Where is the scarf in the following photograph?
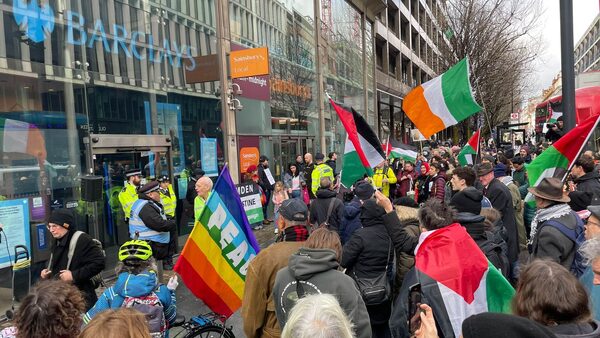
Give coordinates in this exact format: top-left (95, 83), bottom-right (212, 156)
top-left (528, 203), bottom-right (572, 245)
top-left (277, 224), bottom-right (309, 243)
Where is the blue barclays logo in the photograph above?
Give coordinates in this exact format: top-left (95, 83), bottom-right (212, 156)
top-left (13, 0), bottom-right (55, 43)
top-left (13, 2), bottom-right (196, 71)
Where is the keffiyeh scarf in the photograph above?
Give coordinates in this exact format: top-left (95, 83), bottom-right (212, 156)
top-left (528, 203), bottom-right (572, 245)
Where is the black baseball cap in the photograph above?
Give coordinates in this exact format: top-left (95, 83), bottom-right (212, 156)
top-left (279, 199), bottom-right (308, 222)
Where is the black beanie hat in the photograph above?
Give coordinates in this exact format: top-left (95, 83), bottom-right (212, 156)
top-left (394, 196), bottom-right (419, 208)
top-left (462, 313), bottom-right (556, 338)
top-left (568, 191), bottom-right (593, 212)
top-left (353, 180), bottom-right (375, 201)
top-left (48, 209), bottom-right (74, 228)
top-left (450, 187), bottom-right (483, 215)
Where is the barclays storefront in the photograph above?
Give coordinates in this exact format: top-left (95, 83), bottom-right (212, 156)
top-left (0, 0), bottom-right (223, 310)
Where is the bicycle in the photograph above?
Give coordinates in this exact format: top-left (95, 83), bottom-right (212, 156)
top-left (169, 312), bottom-right (235, 338)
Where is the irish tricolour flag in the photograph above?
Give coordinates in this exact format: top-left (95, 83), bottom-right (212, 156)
top-left (1, 118), bottom-right (47, 165)
top-left (525, 113), bottom-right (600, 206)
top-left (329, 99), bottom-right (386, 188)
top-left (403, 58), bottom-right (482, 139)
top-left (415, 224), bottom-right (514, 337)
top-left (457, 129), bottom-right (480, 166)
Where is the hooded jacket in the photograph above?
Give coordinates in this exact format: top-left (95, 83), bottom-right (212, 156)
top-left (429, 172), bottom-right (447, 202)
top-left (393, 205), bottom-right (420, 295)
top-left (273, 248), bottom-right (372, 338)
top-left (309, 189), bottom-right (344, 232)
top-left (549, 321), bottom-right (600, 338)
top-left (484, 178), bottom-right (519, 262)
top-left (341, 198), bottom-right (363, 244)
top-left (499, 176), bottom-right (527, 252)
top-left (84, 270), bottom-right (176, 325)
top-left (575, 171), bottom-right (600, 205)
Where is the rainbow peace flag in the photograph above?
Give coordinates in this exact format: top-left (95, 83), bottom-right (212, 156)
top-left (174, 165), bottom-right (260, 317)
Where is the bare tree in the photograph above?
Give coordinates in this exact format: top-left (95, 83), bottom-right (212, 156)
top-left (439, 0), bottom-right (543, 140)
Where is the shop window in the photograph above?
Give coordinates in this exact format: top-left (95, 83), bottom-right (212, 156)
top-left (4, 12), bottom-right (21, 60)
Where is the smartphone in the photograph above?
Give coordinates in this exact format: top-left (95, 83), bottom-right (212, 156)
top-left (408, 283), bottom-right (422, 335)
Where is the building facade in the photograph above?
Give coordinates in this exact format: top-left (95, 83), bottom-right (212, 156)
top-left (373, 0), bottom-right (448, 143)
top-left (575, 13), bottom-right (600, 74)
top-left (0, 0), bottom-right (386, 307)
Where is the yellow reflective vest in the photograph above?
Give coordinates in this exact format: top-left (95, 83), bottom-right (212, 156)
top-left (194, 194), bottom-right (209, 221)
top-left (159, 185), bottom-right (176, 218)
top-left (372, 167), bottom-right (397, 197)
top-left (118, 183), bottom-right (138, 219)
top-left (311, 163), bottom-right (334, 195)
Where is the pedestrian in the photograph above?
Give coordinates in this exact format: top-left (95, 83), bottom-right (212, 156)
top-left (241, 198), bottom-right (310, 338)
top-left (517, 146), bottom-right (532, 164)
top-left (258, 155), bottom-right (275, 223)
top-left (477, 162), bottom-right (519, 279)
top-left (272, 181), bottom-right (289, 234)
top-left (494, 161), bottom-right (527, 253)
top-left (273, 228), bottom-right (372, 338)
top-left (342, 197), bottom-right (394, 338)
top-left (326, 152), bottom-right (338, 176)
top-left (372, 161), bottom-right (397, 199)
top-left (304, 153), bottom-right (315, 199)
top-left (586, 205), bottom-right (600, 240)
top-left (0, 280), bottom-right (86, 338)
top-left (415, 162), bottom-right (431, 204)
top-left (571, 155), bottom-right (600, 205)
top-left (281, 294), bottom-right (355, 338)
top-left (511, 156), bottom-right (528, 187)
top-left (118, 169), bottom-right (142, 222)
top-left (461, 312), bottom-right (557, 338)
top-left (245, 165), bottom-right (264, 230)
top-left (545, 116), bottom-right (565, 144)
top-left (128, 181), bottom-right (177, 260)
top-left (157, 175), bottom-right (177, 270)
top-left (194, 176), bottom-right (213, 222)
top-left (427, 162), bottom-right (446, 202)
top-left (392, 197), bottom-right (420, 299)
top-left (311, 153), bottom-right (334, 197)
top-left (579, 236), bottom-right (600, 322)
top-left (83, 240), bottom-right (178, 337)
top-left (80, 308), bottom-right (151, 338)
top-left (395, 162), bottom-right (417, 198)
top-left (528, 177), bottom-right (583, 272)
top-left (513, 259), bottom-right (600, 337)
top-left (340, 179), bottom-right (372, 244)
top-left (309, 177), bottom-right (344, 233)
top-left (283, 163), bottom-right (305, 200)
top-left (295, 154), bottom-right (306, 174)
top-left (41, 209), bottom-right (105, 310)
top-left (568, 191), bottom-right (593, 223)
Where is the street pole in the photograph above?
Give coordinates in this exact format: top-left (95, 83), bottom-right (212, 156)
top-left (216, 0), bottom-right (240, 181)
top-left (560, 0), bottom-right (576, 132)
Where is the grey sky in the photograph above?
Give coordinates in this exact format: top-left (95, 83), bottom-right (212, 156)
top-left (530, 0), bottom-right (599, 98)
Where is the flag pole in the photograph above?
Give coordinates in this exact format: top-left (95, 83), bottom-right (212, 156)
top-left (474, 129), bottom-right (481, 165)
top-left (473, 80), bottom-right (495, 145)
top-left (561, 114), bottom-right (600, 182)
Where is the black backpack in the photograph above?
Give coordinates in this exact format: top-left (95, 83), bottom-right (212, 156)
top-left (479, 235), bottom-right (509, 278)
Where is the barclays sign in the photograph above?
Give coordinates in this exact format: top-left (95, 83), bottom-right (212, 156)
top-left (13, 0), bottom-right (196, 71)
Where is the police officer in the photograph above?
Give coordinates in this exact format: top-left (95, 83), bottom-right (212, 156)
top-left (311, 153), bottom-right (334, 196)
top-left (129, 181), bottom-right (176, 261)
top-left (118, 169), bottom-right (142, 222)
top-left (194, 176), bottom-right (213, 221)
top-left (158, 175), bottom-right (177, 270)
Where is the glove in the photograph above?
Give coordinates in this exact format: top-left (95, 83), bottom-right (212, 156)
top-left (167, 275), bottom-right (179, 291)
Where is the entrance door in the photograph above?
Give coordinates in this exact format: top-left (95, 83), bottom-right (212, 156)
top-left (275, 137), bottom-right (313, 180)
top-left (87, 134), bottom-right (173, 268)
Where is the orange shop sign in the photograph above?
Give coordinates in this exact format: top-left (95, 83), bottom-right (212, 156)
top-left (239, 147), bottom-right (260, 173)
top-left (229, 47), bottom-right (270, 79)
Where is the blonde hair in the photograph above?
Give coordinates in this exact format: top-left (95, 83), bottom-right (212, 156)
top-left (275, 181), bottom-right (285, 192)
top-left (79, 308), bottom-right (151, 338)
top-left (281, 293), bottom-right (355, 338)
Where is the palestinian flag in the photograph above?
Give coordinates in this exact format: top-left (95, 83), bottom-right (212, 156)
top-left (525, 113), bottom-right (600, 206)
top-left (382, 140), bottom-right (418, 162)
top-left (329, 99), bottom-right (385, 187)
top-left (1, 118), bottom-right (47, 165)
top-left (403, 58), bottom-right (482, 139)
top-left (548, 111), bottom-right (563, 123)
top-left (457, 129), bottom-right (480, 166)
top-left (415, 224), bottom-right (514, 337)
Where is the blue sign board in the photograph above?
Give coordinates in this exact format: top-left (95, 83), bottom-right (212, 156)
top-left (201, 138), bottom-right (218, 177)
top-left (0, 199), bottom-right (31, 269)
top-left (36, 223), bottom-right (47, 250)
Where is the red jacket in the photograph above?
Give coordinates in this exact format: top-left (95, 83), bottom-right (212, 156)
top-left (396, 170), bottom-right (418, 197)
top-left (429, 174), bottom-right (446, 202)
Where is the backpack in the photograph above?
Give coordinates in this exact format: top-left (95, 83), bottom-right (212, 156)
top-left (542, 214), bottom-right (586, 278)
top-left (121, 292), bottom-right (167, 338)
top-left (48, 231), bottom-right (105, 288)
top-left (479, 235), bottom-right (509, 278)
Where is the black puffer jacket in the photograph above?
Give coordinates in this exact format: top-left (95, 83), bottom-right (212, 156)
top-left (341, 199), bottom-right (393, 325)
top-left (575, 171), bottom-right (600, 205)
top-left (309, 188), bottom-right (344, 232)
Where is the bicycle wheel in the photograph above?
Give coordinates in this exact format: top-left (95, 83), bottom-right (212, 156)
top-left (185, 324), bottom-right (235, 338)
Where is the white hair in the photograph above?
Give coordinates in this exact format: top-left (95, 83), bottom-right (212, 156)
top-left (281, 294), bottom-right (355, 338)
top-left (580, 237), bottom-right (600, 266)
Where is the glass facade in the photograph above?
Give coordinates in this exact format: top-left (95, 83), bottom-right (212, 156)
top-left (0, 0), bottom-right (377, 310)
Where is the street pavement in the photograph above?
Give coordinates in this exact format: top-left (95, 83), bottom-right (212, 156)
top-left (168, 225), bottom-right (277, 338)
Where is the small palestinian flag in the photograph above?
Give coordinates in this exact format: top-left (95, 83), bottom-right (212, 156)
top-left (457, 129), bottom-right (480, 166)
top-left (382, 140), bottom-right (418, 163)
top-left (329, 99), bottom-right (385, 188)
top-left (525, 113), bottom-right (600, 206)
top-left (415, 224), bottom-right (514, 337)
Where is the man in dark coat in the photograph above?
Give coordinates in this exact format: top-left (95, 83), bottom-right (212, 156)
top-left (41, 209), bottom-right (105, 310)
top-left (257, 155), bottom-right (274, 222)
top-left (303, 153), bottom-right (316, 200)
top-left (477, 162), bottom-right (519, 278)
top-left (571, 155), bottom-right (600, 205)
top-left (528, 177), bottom-right (580, 271)
top-left (309, 177), bottom-right (344, 233)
